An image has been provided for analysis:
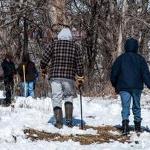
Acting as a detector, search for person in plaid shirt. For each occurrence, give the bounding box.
[40,28,84,128]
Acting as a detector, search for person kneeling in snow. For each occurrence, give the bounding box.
[110,38,150,135]
[40,27,84,129]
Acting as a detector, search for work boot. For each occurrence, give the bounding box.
[134,121,142,133]
[65,102,73,127]
[122,120,129,135]
[53,107,63,129]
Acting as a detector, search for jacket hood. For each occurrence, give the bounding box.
[124,38,139,53]
[3,58,11,63]
[57,28,73,41]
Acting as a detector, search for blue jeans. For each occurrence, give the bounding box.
[119,90,142,122]
[21,81,34,97]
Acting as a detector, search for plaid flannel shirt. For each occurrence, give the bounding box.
[40,40,84,80]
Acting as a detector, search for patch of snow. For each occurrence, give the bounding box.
[0,92,150,149]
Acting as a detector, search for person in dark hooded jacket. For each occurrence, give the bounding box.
[1,52,16,106]
[110,38,150,135]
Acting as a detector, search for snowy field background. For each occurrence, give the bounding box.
[0,90,150,150]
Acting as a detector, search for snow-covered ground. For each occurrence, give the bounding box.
[0,90,150,150]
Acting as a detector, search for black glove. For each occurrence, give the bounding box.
[115,88,119,94]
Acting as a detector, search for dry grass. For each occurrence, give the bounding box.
[35,75,50,98]
[24,125,130,145]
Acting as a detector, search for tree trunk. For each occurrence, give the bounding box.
[16,17,22,60]
[50,0,68,25]
[23,17,28,55]
[117,0,128,57]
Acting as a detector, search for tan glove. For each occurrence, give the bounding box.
[41,68,47,78]
[13,74,17,80]
[75,75,84,89]
[13,74,19,83]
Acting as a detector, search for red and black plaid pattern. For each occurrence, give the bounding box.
[40,40,84,80]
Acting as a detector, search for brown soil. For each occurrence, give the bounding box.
[24,125,130,145]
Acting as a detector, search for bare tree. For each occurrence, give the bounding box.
[68,0,150,96]
[1,0,150,96]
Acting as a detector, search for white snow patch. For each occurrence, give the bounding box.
[0,92,149,149]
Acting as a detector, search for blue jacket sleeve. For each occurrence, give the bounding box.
[142,58,150,89]
[110,57,121,88]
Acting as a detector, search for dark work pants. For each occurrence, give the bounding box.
[4,78,14,103]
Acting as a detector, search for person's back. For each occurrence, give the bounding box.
[110,38,150,135]
[46,40,82,80]
[17,53,37,97]
[18,61,37,82]
[111,38,150,92]
[40,28,84,128]
[2,58,16,80]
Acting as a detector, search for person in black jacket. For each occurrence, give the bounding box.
[110,38,150,135]
[18,53,37,97]
[1,52,16,106]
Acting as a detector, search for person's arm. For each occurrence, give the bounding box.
[75,45,84,77]
[17,64,23,76]
[1,61,5,72]
[32,63,38,79]
[12,62,17,75]
[35,67,39,79]
[110,57,121,88]
[142,58,150,88]
[75,45,84,88]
